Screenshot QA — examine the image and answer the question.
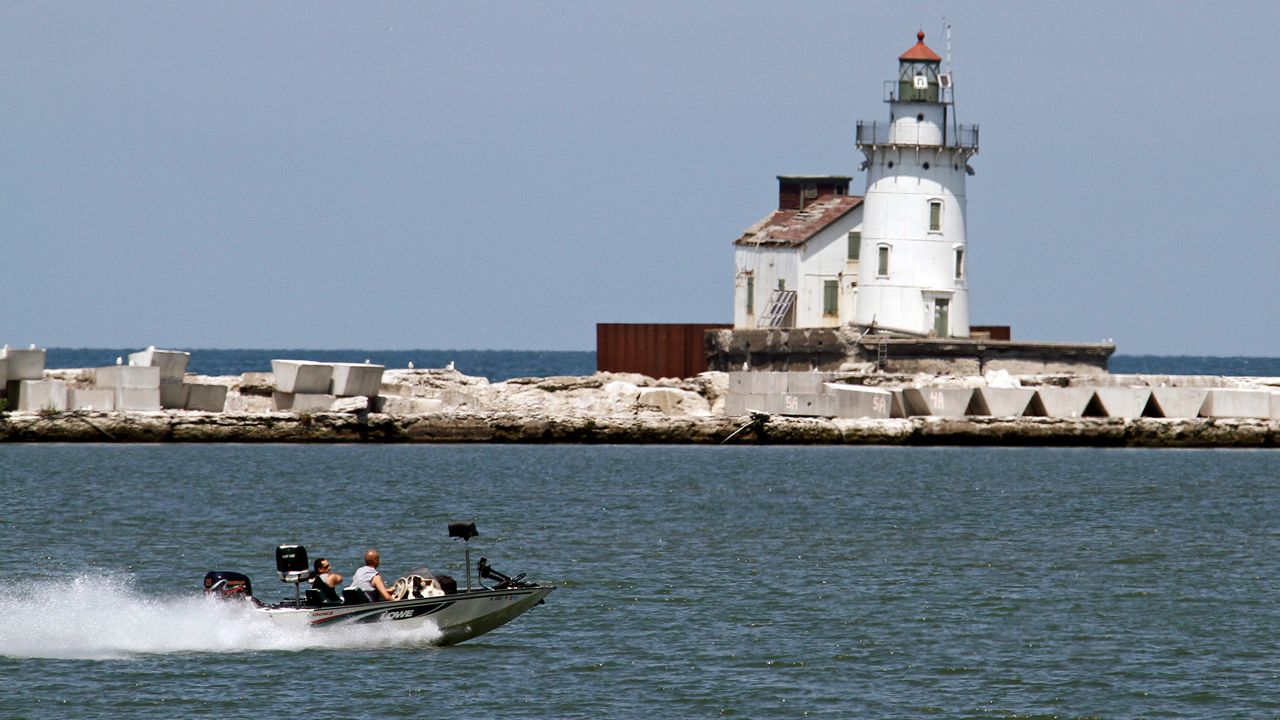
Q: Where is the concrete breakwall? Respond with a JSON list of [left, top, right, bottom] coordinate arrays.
[[2, 411, 1279, 447]]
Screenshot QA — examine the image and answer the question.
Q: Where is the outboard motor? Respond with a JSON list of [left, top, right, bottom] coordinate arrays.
[[276, 544, 311, 604], [204, 571, 253, 599]]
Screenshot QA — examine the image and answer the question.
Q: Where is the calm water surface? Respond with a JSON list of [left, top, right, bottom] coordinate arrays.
[[1, 445, 1277, 718]]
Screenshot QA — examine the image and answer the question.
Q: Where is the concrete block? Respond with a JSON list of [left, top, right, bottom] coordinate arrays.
[[15, 380, 66, 411], [747, 371, 787, 395], [1272, 393, 1280, 421], [902, 388, 975, 417], [380, 382, 414, 398], [1200, 389, 1271, 419], [774, 392, 834, 417], [889, 390, 908, 418], [1148, 388, 1210, 419], [272, 360, 333, 394], [115, 388, 161, 411], [728, 372, 751, 395], [330, 363, 385, 397], [1035, 388, 1095, 418], [127, 348, 189, 381], [823, 383, 893, 419], [5, 348, 46, 380], [638, 387, 708, 414], [723, 393, 767, 416], [185, 383, 228, 412], [972, 387, 1037, 417], [332, 396, 370, 412], [95, 365, 161, 389], [273, 391, 334, 412], [0, 357, 7, 385], [1093, 387, 1152, 418], [372, 395, 443, 414], [67, 388, 115, 411], [786, 372, 832, 395], [160, 380, 190, 409]]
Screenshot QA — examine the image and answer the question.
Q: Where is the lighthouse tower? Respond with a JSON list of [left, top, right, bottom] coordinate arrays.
[[853, 32, 979, 338]]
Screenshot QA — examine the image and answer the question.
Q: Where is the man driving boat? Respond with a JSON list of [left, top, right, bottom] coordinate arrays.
[[348, 548, 395, 602]]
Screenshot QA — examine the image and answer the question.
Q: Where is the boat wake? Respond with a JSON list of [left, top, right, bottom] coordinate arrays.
[[0, 574, 443, 660]]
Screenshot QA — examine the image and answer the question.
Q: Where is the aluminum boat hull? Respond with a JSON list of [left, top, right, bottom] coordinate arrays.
[[261, 585, 554, 646]]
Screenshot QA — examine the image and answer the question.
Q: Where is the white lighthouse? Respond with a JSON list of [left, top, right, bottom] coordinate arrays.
[[853, 32, 979, 338]]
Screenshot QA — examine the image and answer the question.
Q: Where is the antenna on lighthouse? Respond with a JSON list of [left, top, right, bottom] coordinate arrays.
[[942, 18, 959, 139]]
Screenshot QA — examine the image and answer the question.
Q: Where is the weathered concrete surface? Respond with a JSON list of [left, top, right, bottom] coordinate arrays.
[[330, 363, 384, 397], [707, 329, 1115, 375], [1149, 388, 1211, 419], [68, 388, 114, 411], [972, 387, 1037, 417], [2, 411, 1278, 447], [114, 388, 161, 411], [1035, 387, 1095, 418], [272, 360, 332, 394], [14, 380, 66, 411], [95, 366, 161, 389], [185, 383, 228, 412], [1093, 387, 1153, 419], [1200, 389, 1271, 419], [128, 348, 189, 380], [4, 348, 46, 380], [5, 364, 1280, 447], [902, 388, 975, 417]]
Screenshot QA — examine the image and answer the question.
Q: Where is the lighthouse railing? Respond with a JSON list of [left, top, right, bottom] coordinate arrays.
[[855, 120, 979, 150]]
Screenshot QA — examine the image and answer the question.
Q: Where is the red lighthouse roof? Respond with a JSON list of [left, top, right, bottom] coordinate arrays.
[[899, 31, 941, 62]]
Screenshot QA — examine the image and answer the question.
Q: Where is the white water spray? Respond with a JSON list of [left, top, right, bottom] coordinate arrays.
[[0, 574, 442, 660]]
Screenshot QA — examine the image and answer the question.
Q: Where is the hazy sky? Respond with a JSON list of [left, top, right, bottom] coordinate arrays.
[[4, 1, 1279, 354]]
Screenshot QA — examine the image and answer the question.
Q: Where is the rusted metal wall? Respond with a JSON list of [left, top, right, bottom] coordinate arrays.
[[597, 323, 732, 379], [970, 325, 1012, 341]]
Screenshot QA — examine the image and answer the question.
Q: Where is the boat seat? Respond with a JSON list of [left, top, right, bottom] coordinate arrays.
[[342, 588, 371, 605]]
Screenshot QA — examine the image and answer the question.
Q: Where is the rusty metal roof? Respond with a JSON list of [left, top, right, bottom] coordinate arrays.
[[899, 31, 941, 62], [734, 195, 863, 247]]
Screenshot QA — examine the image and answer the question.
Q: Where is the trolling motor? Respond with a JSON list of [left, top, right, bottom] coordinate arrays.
[[477, 557, 532, 590]]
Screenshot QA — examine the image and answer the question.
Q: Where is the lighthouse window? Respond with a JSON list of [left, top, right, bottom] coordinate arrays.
[[877, 245, 891, 277], [887, 161, 895, 169], [955, 248, 965, 280], [823, 280, 839, 317], [847, 231, 861, 260], [929, 200, 943, 232], [916, 113, 924, 122], [746, 276, 755, 315], [923, 162, 930, 170]]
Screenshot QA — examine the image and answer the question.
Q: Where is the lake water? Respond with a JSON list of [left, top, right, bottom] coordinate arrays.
[[40, 348, 1280, 381], [1, 445, 1277, 718]]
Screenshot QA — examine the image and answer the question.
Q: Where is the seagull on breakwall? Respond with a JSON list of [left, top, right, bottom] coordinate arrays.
[[446, 361, 454, 371], [407, 361, 414, 369], [116, 357, 123, 365]]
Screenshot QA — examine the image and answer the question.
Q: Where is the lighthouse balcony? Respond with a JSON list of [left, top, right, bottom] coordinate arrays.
[[856, 120, 979, 151]]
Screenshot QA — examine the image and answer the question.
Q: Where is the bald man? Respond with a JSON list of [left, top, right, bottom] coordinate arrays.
[[348, 548, 395, 602]]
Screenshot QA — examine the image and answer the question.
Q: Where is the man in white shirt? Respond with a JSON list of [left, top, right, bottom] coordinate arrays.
[[348, 548, 395, 602]]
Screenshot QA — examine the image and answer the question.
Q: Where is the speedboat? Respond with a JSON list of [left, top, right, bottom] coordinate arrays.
[[203, 522, 554, 646]]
